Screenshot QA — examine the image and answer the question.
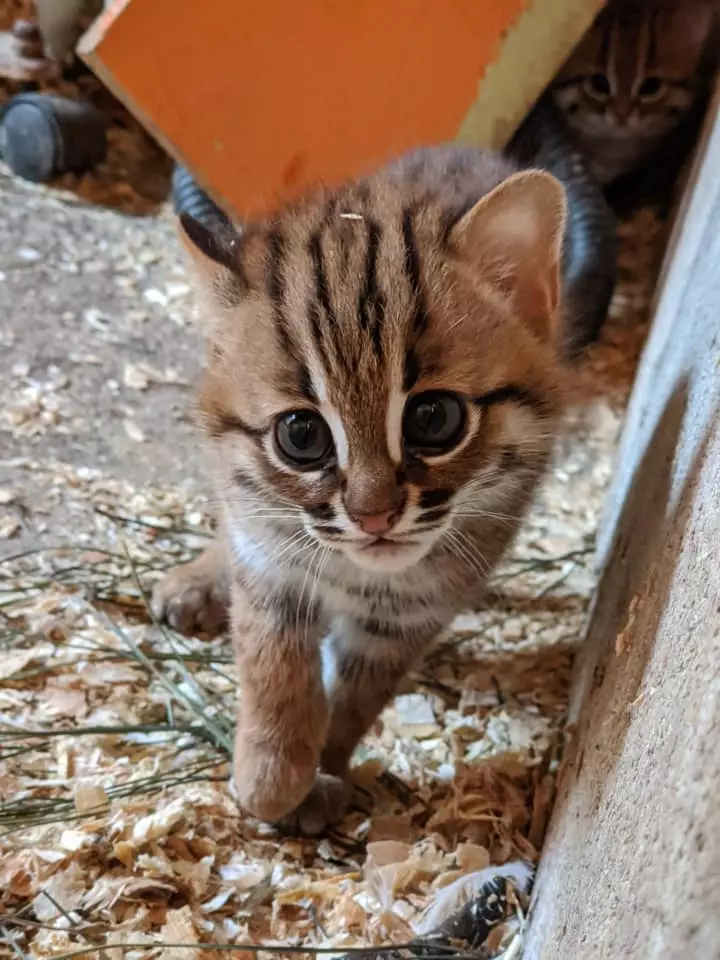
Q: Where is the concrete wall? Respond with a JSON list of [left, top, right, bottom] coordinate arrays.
[[524, 90, 720, 959]]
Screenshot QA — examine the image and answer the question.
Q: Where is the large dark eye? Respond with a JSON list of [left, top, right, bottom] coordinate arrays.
[[583, 73, 611, 100], [275, 410, 333, 467], [637, 77, 665, 101], [403, 392, 466, 454]]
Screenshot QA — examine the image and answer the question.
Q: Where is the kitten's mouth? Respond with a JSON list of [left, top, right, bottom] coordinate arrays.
[[344, 533, 432, 572], [360, 537, 416, 556]]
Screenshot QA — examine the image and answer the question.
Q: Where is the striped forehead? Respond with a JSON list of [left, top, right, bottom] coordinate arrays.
[[267, 199, 433, 466]]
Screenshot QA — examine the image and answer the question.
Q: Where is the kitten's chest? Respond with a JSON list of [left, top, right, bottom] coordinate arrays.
[[315, 555, 461, 626], [575, 130, 658, 185]]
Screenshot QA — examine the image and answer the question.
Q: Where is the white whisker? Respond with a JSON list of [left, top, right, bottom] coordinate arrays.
[[294, 543, 324, 641]]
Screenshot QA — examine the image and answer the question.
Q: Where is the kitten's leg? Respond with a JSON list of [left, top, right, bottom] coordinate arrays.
[[151, 539, 230, 636], [320, 620, 438, 778], [231, 580, 332, 828]]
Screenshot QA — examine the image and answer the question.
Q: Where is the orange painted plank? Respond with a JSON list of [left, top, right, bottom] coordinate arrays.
[[80, 0, 602, 218]]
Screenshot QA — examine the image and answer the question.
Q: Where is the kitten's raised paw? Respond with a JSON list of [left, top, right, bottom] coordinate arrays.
[[151, 548, 229, 636], [276, 773, 351, 836]]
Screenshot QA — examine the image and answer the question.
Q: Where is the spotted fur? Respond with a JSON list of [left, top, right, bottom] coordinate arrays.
[[153, 146, 572, 831]]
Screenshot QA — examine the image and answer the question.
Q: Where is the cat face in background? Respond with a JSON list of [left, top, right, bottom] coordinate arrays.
[[551, 0, 717, 182], [182, 159, 567, 575]]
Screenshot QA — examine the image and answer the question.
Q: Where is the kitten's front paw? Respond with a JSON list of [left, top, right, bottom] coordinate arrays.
[[276, 773, 351, 836], [151, 550, 229, 636], [232, 739, 319, 825]]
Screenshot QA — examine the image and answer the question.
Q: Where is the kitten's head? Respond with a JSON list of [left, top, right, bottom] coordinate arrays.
[[182, 155, 568, 574], [552, 1, 715, 145]]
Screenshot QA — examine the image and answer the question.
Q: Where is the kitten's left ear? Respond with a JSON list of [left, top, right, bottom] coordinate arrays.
[[177, 212, 243, 287], [451, 170, 567, 343]]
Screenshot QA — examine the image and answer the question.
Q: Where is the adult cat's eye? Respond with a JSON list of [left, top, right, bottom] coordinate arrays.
[[275, 410, 333, 467], [403, 392, 466, 454], [637, 77, 665, 102], [584, 74, 611, 101]]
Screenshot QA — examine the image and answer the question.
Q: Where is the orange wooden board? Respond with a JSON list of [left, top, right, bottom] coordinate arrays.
[[80, 0, 602, 218]]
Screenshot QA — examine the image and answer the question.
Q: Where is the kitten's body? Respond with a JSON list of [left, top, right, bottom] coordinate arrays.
[[154, 148, 573, 833], [551, 0, 717, 186]]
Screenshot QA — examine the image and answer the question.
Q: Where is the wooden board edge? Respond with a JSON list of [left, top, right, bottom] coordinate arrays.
[[77, 0, 133, 56], [456, 0, 604, 149], [79, 31, 238, 221]]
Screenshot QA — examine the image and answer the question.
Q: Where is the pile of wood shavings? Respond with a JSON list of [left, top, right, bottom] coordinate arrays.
[[0, 203, 667, 960]]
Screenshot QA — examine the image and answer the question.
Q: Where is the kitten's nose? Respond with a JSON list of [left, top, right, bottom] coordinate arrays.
[[350, 509, 400, 536]]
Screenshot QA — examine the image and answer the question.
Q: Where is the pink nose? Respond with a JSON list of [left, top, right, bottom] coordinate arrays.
[[350, 509, 400, 536]]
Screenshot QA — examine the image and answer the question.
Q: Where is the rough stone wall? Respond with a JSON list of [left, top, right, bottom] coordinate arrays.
[[523, 91, 720, 959]]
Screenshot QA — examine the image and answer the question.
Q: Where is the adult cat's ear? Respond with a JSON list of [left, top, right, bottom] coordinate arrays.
[[451, 170, 567, 343]]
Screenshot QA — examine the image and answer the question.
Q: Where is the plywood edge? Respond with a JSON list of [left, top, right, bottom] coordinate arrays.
[[77, 0, 131, 56], [456, 0, 603, 149], [79, 10, 236, 219]]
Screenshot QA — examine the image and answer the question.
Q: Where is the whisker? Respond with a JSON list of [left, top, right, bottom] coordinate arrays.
[[454, 528, 492, 577], [444, 529, 491, 582], [234, 513, 306, 522], [241, 532, 315, 590], [294, 543, 324, 641], [305, 545, 330, 644], [452, 512, 517, 527]]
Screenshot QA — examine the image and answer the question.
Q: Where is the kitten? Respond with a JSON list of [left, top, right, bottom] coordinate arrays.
[[153, 148, 571, 834], [550, 0, 717, 186]]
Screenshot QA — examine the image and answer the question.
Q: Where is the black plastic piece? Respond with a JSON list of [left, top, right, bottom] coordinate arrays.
[[171, 164, 231, 232], [0, 93, 107, 183], [507, 98, 618, 359]]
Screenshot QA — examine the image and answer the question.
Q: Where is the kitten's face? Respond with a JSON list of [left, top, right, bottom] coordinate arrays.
[[186, 161, 567, 575], [552, 1, 715, 143]]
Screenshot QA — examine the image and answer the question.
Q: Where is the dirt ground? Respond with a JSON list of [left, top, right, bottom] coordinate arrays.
[[0, 165, 207, 558]]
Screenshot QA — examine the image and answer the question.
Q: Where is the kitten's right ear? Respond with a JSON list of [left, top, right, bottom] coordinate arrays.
[[177, 212, 242, 283], [450, 170, 567, 344]]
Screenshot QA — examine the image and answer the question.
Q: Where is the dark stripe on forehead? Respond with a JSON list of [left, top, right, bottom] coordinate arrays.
[[402, 207, 422, 290], [403, 348, 420, 392], [357, 218, 385, 358], [645, 8, 658, 70], [309, 229, 337, 326], [401, 206, 430, 336], [598, 9, 613, 69], [474, 385, 548, 416], [309, 226, 353, 372], [298, 364, 317, 404], [266, 227, 296, 359], [308, 301, 331, 373]]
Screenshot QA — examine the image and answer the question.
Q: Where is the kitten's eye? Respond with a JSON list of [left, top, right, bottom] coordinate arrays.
[[637, 77, 665, 102], [403, 392, 466, 453], [584, 74, 611, 100], [275, 410, 333, 467]]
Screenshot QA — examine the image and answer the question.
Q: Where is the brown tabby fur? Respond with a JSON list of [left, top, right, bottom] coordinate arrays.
[[153, 147, 571, 833]]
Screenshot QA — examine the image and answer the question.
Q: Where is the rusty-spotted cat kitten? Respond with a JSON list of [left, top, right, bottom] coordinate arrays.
[[551, 0, 717, 186], [153, 149, 577, 834]]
